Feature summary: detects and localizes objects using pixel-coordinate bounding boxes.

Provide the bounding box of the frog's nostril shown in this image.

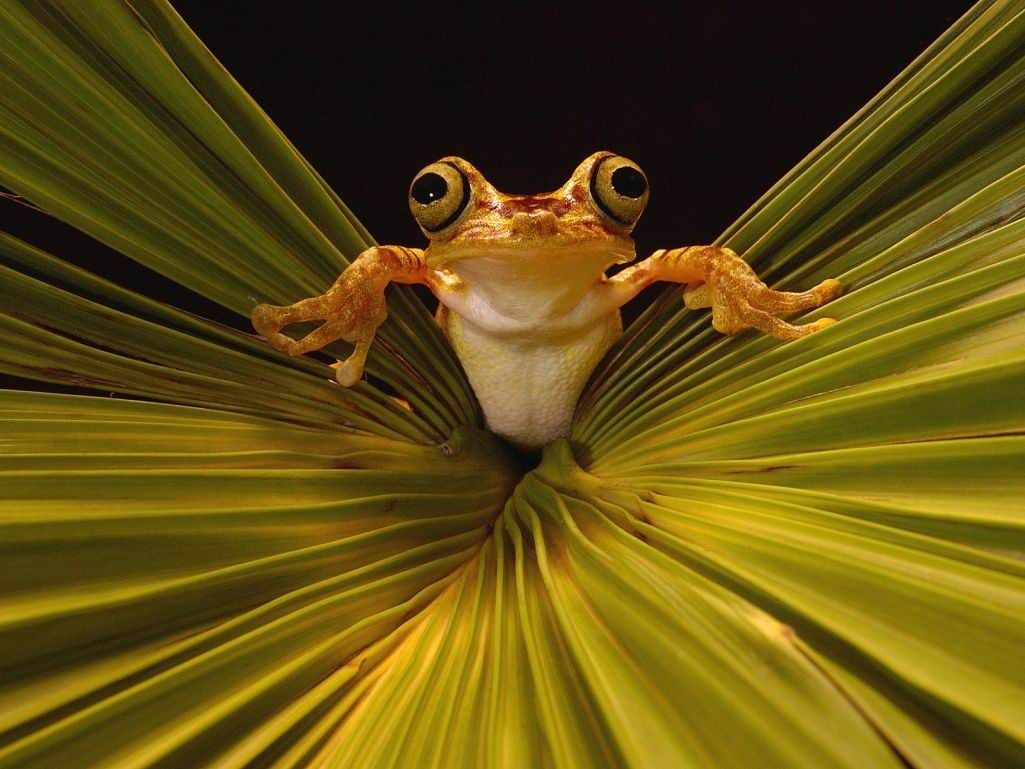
[511,210,558,236]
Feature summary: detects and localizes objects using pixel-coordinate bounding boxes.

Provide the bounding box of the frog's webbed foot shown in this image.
[615,246,842,340]
[252,293,385,387]
[251,246,426,386]
[679,251,842,339]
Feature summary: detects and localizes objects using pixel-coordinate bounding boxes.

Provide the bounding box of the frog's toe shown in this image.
[710,276,842,340]
[712,293,838,340]
[251,303,284,340]
[743,308,837,340]
[803,317,838,333]
[284,319,350,356]
[252,304,301,354]
[738,309,808,340]
[748,277,843,313]
[710,304,747,335]
[251,302,276,330]
[683,283,713,309]
[334,335,373,387]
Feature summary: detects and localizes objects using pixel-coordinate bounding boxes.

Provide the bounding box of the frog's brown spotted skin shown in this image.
[252,152,842,449]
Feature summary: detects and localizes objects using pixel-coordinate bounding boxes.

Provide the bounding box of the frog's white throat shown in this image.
[440,246,632,328]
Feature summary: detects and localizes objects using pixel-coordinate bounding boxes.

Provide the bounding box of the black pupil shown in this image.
[411,172,448,205]
[610,166,646,199]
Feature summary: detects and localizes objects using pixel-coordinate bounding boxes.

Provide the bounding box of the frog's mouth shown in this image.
[425,238,634,268]
[429,242,635,323]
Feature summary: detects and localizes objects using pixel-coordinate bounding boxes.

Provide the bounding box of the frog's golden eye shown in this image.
[408,161,472,234]
[589,155,649,227]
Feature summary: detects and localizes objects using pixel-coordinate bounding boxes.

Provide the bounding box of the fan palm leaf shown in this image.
[0,1,1023,767]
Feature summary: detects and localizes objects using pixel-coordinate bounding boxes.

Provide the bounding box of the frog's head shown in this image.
[410,152,648,271]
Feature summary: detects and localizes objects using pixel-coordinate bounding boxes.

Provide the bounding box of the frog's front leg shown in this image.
[252,246,455,385]
[601,246,842,339]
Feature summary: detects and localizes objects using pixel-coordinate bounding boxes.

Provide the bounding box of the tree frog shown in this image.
[252,152,841,449]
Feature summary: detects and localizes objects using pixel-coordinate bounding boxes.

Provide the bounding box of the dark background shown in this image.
[2,0,974,328]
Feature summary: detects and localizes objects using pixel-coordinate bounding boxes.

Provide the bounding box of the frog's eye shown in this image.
[589,155,649,227]
[408,161,472,234]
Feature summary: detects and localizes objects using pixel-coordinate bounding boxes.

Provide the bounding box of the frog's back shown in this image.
[438,307,621,450]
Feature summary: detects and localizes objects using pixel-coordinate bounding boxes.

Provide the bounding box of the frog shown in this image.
[252,152,841,450]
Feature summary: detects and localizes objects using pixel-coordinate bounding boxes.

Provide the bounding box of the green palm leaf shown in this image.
[1,1,1024,767]
[0,0,477,439]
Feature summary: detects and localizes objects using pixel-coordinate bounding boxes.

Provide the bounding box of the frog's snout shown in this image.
[510,210,559,238]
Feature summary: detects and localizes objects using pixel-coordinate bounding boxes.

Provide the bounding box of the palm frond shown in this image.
[0,0,478,438]
[0,391,513,768]
[1,1,1024,767]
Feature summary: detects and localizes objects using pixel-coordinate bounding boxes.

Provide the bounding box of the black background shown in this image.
[2,0,974,328]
